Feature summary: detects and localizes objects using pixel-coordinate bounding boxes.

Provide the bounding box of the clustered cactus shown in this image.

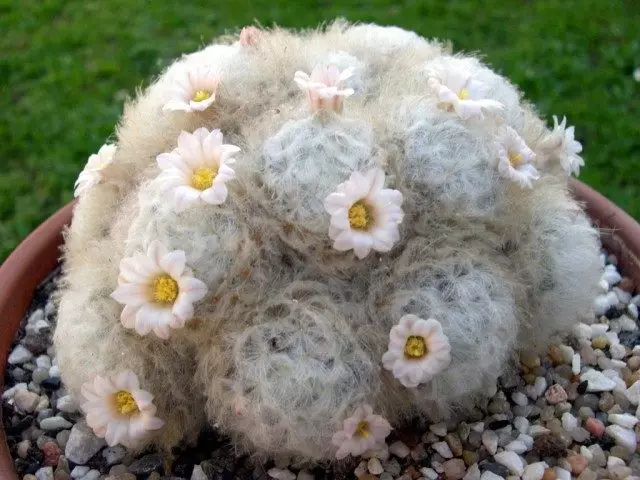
[54,22,601,460]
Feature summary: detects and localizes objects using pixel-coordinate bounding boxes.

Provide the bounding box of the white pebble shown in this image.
[628,303,639,319]
[513,416,529,434]
[430,422,448,436]
[367,457,383,475]
[590,323,610,337]
[494,451,524,475]
[522,462,547,480]
[572,353,581,375]
[504,440,528,454]
[48,365,61,378]
[598,278,609,291]
[35,355,51,369]
[608,413,639,429]
[267,468,296,480]
[517,433,534,450]
[625,380,640,405]
[553,467,571,480]
[579,445,593,461]
[559,345,574,364]
[462,464,480,480]
[354,461,367,478]
[432,441,453,459]
[70,467,90,479]
[2,382,27,400]
[631,294,640,306]
[582,369,617,392]
[56,395,78,413]
[8,345,34,365]
[602,268,622,286]
[480,472,504,480]
[534,377,547,397]
[470,422,484,433]
[593,295,611,316]
[605,424,637,452]
[573,323,592,339]
[528,425,551,436]
[389,440,410,458]
[607,455,625,469]
[13,388,40,413]
[40,416,73,431]
[614,287,632,304]
[619,315,638,331]
[561,412,578,432]
[421,467,439,480]
[606,290,619,307]
[511,392,528,406]
[482,430,498,455]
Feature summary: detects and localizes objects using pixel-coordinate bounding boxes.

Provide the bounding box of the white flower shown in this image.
[74,144,117,197]
[331,405,391,459]
[382,315,452,388]
[162,65,221,112]
[324,169,403,259]
[111,240,207,339]
[294,64,355,113]
[428,70,503,120]
[495,126,540,188]
[157,128,240,211]
[552,115,585,176]
[81,370,164,448]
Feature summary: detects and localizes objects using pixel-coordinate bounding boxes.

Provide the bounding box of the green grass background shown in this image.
[1,0,638,261]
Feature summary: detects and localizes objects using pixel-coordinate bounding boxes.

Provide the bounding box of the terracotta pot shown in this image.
[0,182,638,478]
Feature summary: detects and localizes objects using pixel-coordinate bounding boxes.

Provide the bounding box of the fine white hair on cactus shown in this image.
[56,21,602,459]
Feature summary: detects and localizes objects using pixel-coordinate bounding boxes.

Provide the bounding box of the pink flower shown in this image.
[331,405,391,459]
[81,370,164,448]
[294,64,355,113]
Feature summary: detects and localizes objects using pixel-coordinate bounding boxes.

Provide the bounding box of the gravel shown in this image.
[3,256,640,480]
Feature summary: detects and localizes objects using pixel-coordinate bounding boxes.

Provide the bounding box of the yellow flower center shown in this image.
[457,88,469,100]
[190,167,218,191]
[508,151,524,166]
[114,391,139,416]
[348,201,373,231]
[355,420,370,438]
[192,89,211,102]
[152,274,179,305]
[404,335,428,359]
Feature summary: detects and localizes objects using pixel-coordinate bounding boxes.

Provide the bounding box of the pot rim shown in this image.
[0,182,638,478]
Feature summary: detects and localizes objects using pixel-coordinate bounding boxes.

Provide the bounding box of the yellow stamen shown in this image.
[190,167,218,191]
[355,420,370,438]
[404,335,428,359]
[508,152,524,166]
[457,88,469,100]
[114,391,139,416]
[348,201,373,230]
[152,275,179,305]
[193,89,211,102]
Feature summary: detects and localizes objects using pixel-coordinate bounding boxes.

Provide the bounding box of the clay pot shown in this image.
[0,181,639,477]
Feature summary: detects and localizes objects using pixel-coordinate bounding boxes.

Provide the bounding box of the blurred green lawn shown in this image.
[1,0,638,261]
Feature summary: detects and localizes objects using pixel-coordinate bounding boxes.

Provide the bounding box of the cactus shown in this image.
[54,21,601,459]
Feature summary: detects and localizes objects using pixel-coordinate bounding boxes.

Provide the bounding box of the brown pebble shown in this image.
[625,372,640,388]
[404,466,420,479]
[524,373,537,385]
[591,336,609,350]
[549,345,565,365]
[445,433,463,457]
[521,352,541,369]
[628,356,640,371]
[542,468,557,480]
[358,476,377,480]
[619,277,635,292]
[584,417,605,438]
[462,450,479,466]
[533,433,567,458]
[568,454,588,474]
[598,392,615,411]
[545,384,568,404]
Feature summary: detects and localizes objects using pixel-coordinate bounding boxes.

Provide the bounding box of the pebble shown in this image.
[511,392,528,406]
[493,451,524,475]
[14,388,41,413]
[64,422,106,465]
[102,445,127,466]
[388,441,410,458]
[542,469,556,480]
[504,440,528,454]
[522,462,546,480]
[462,464,480,480]
[365,457,383,475]
[608,413,638,429]
[430,422,448,436]
[433,441,453,459]
[55,430,70,450]
[267,468,296,480]
[482,430,498,455]
[296,470,314,480]
[545,385,568,404]
[55,395,77,413]
[443,459,466,480]
[9,345,35,365]
[582,369,617,392]
[628,303,639,319]
[40,416,73,431]
[605,424,637,452]
[479,472,503,480]
[77,470,99,480]
[41,441,62,467]
[446,433,463,456]
[36,467,54,480]
[70,467,90,479]
[568,455,588,474]
[553,467,571,480]
[561,412,578,432]
[625,380,640,404]
[587,444,606,466]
